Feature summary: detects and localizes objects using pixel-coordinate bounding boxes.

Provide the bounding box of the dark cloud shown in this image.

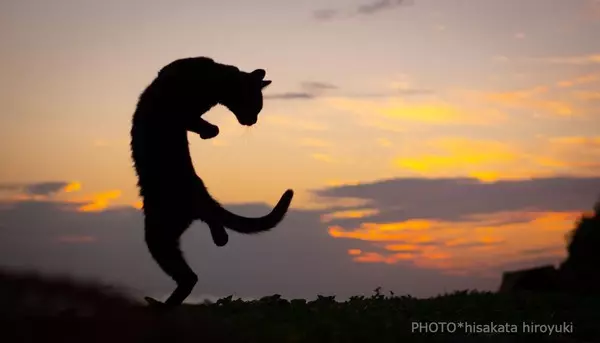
[357,0,408,15]
[301,81,339,92]
[313,9,339,21]
[24,182,71,196]
[3,176,595,301]
[0,181,70,196]
[312,177,600,225]
[264,92,316,100]
[314,0,412,21]
[264,81,338,100]
[265,81,431,101]
[0,197,496,301]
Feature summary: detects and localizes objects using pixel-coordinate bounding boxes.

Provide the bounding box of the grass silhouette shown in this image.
[2,269,598,343]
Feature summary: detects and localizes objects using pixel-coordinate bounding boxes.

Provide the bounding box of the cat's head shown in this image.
[219,68,271,126]
[156,57,271,127]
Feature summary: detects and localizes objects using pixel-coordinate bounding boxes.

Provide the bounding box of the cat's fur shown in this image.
[130,57,294,307]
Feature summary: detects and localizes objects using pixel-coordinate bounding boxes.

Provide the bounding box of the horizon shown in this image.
[1,0,600,300]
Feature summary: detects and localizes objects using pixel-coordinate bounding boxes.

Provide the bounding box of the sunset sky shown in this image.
[1,0,600,301]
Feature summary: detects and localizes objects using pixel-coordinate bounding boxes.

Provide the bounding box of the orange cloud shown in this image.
[573,90,600,101]
[63,181,81,193]
[483,86,574,116]
[329,210,582,273]
[77,190,122,212]
[534,54,600,65]
[132,200,143,210]
[320,208,380,223]
[556,74,600,88]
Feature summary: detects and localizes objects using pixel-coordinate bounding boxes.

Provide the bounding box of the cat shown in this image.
[130,57,294,307]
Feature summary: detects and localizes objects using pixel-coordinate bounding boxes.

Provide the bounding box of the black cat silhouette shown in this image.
[130,57,294,307]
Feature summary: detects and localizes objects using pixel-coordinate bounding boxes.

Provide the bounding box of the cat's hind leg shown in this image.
[208,222,229,247]
[145,229,198,307]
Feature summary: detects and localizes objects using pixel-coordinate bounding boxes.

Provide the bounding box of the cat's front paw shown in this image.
[199,125,219,140]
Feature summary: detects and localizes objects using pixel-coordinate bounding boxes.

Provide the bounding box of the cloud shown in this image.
[573,90,600,101]
[356,0,408,15]
[313,176,600,223]
[301,81,338,92]
[2,176,597,298]
[470,70,600,118]
[77,190,122,212]
[314,0,411,20]
[313,9,339,21]
[481,86,575,117]
[0,181,80,198]
[24,182,72,196]
[264,92,315,100]
[265,81,339,101]
[57,235,97,244]
[266,80,430,102]
[0,196,495,300]
[556,74,600,88]
[328,210,577,274]
[312,176,599,274]
[532,54,600,65]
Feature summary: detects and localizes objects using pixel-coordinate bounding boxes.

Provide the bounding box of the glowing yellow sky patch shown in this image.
[395,138,519,175]
[324,97,505,128]
[329,210,582,273]
[77,190,122,212]
[392,135,600,181]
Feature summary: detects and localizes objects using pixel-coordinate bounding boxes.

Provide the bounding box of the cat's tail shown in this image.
[211,189,294,234]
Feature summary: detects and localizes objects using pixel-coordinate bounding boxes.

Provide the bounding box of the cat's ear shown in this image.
[261,80,272,89]
[251,69,266,80]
